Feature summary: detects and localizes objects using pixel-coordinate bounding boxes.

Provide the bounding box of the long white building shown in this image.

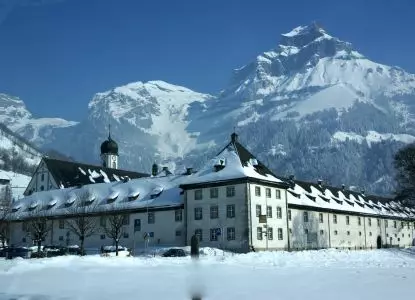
[6,133,415,252]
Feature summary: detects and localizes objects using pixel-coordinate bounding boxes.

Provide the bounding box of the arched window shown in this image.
[112,161,116,168]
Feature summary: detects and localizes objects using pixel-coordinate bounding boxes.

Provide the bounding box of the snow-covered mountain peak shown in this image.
[280,23,333,47]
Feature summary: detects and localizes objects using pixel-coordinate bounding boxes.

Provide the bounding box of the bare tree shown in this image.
[27,205,52,253]
[65,190,99,256]
[102,213,127,256]
[0,203,11,248]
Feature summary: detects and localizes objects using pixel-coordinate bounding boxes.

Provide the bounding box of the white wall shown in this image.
[248,184,288,251]
[25,160,58,195]
[9,208,185,252]
[185,183,249,252]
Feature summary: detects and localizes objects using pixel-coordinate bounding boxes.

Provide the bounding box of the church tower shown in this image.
[100,125,119,169]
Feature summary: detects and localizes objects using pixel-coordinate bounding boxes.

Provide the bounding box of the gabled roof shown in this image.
[43,157,149,189]
[181,133,285,187]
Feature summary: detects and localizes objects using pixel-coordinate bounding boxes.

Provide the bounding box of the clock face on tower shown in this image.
[111,156,116,162]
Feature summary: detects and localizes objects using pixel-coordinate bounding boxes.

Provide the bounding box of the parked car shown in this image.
[43,245,68,257]
[0,247,31,259]
[162,248,186,257]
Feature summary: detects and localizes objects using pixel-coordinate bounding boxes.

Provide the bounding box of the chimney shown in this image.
[185,167,193,175]
[317,179,323,186]
[231,132,238,143]
[341,184,345,191]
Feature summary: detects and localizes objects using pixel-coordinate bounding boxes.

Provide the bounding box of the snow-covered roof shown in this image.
[10,174,188,220]
[181,134,284,186]
[286,179,415,220]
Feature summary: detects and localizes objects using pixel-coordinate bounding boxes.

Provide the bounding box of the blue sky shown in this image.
[0,0,414,121]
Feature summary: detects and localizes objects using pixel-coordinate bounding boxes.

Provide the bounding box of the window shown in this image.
[385,220,388,227]
[210,205,219,219]
[347,231,350,236]
[255,186,261,196]
[359,231,362,236]
[402,233,404,238]
[210,228,220,241]
[227,227,235,240]
[288,209,291,221]
[320,230,324,235]
[289,228,292,234]
[276,207,282,219]
[394,221,397,228]
[210,188,218,198]
[346,216,350,225]
[195,229,203,241]
[275,189,281,199]
[100,216,106,227]
[303,211,309,222]
[266,206,272,218]
[175,209,183,222]
[41,173,44,181]
[358,217,361,226]
[267,227,273,240]
[134,219,141,231]
[401,221,404,228]
[194,207,203,220]
[40,185,44,191]
[100,234,105,240]
[257,227,263,240]
[368,218,372,227]
[122,215,130,225]
[226,186,235,197]
[226,204,235,218]
[334,230,338,235]
[22,237,26,243]
[175,230,181,237]
[369,232,372,236]
[304,229,309,235]
[112,161,116,169]
[377,219,381,227]
[266,188,271,198]
[319,213,323,223]
[333,215,337,224]
[59,220,65,229]
[194,189,203,200]
[123,232,129,239]
[408,222,410,229]
[148,212,155,224]
[256,205,261,217]
[278,228,283,240]
[59,236,63,241]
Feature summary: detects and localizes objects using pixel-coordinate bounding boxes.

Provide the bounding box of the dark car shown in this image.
[0,247,31,259]
[162,248,186,257]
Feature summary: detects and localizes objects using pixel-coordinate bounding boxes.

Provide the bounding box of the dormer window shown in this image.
[214,158,226,172]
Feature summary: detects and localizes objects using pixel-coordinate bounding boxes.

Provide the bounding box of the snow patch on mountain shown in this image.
[332,131,415,145]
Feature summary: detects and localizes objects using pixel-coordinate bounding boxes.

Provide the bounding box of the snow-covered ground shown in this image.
[0,248,414,299]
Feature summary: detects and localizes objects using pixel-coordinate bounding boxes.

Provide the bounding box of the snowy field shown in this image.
[0,248,414,300]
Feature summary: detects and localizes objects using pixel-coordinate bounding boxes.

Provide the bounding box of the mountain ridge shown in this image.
[2,23,415,195]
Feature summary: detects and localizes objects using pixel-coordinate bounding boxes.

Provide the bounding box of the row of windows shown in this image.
[194,205,235,220]
[194,228,236,241]
[254,186,281,199]
[194,186,235,200]
[256,205,283,219]
[44,210,184,233]
[257,227,284,240]
[194,186,282,200]
[291,211,415,228]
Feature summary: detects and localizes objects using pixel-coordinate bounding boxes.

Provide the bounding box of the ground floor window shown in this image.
[195,229,203,241]
[278,228,283,240]
[210,228,220,241]
[227,227,235,241]
[257,227,263,240]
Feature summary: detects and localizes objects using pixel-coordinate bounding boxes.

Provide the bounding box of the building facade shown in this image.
[7,133,415,253]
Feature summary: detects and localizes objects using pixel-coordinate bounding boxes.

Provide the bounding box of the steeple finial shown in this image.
[108,123,111,140]
[231,126,238,143]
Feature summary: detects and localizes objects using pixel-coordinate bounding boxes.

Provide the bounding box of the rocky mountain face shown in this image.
[2,23,415,195]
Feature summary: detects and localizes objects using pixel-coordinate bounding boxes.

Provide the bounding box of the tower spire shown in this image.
[108,123,111,140]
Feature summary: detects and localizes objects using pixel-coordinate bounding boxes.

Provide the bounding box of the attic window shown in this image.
[288,190,300,198]
[85,195,96,204]
[107,191,119,203]
[214,158,226,172]
[150,187,163,199]
[29,202,38,210]
[305,194,316,202]
[344,199,354,206]
[355,201,365,208]
[65,193,76,206]
[333,198,343,205]
[12,205,21,212]
[319,195,330,203]
[128,191,140,201]
[249,158,258,166]
[48,198,58,208]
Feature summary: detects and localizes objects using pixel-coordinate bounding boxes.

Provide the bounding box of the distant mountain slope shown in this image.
[3,23,415,195]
